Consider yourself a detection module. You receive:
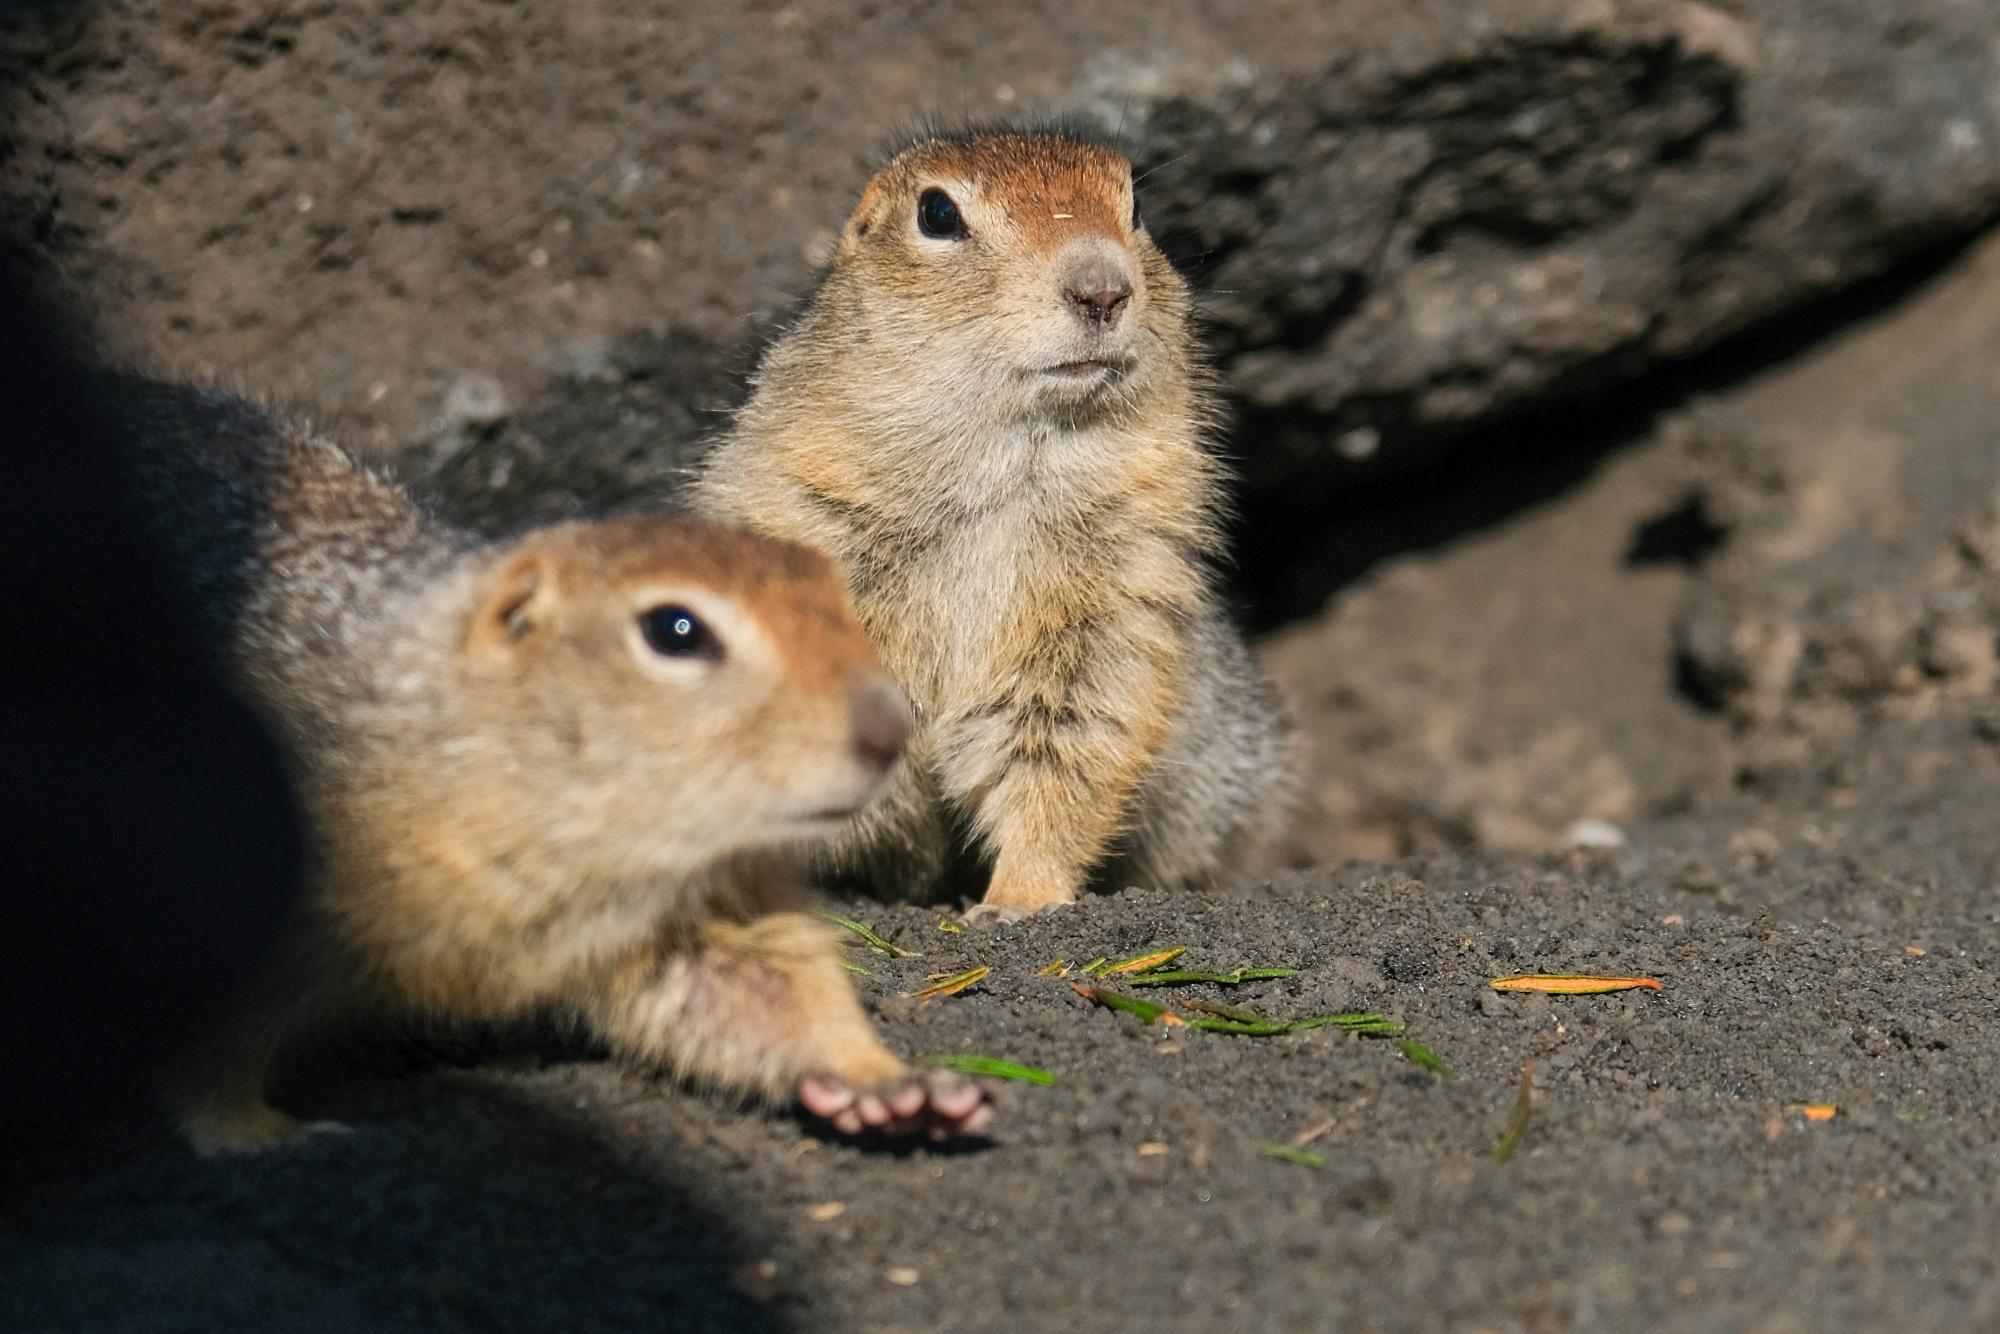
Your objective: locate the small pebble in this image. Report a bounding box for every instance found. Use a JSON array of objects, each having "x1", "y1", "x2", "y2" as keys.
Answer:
[
  {"x1": 730, "y1": 1259, "x2": 780, "y2": 1305},
  {"x1": 441, "y1": 372, "x2": 509, "y2": 429},
  {"x1": 1565, "y1": 819, "x2": 1625, "y2": 849}
]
